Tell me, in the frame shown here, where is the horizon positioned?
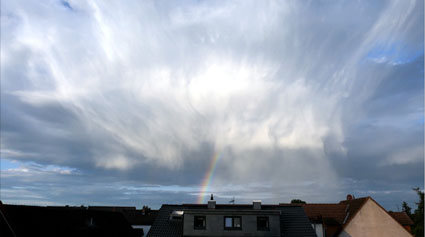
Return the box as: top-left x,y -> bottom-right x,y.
1,0 -> 424,212
0,194 -> 410,210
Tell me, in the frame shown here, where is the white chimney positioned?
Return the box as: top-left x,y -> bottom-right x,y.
253,200 -> 261,210
208,200 -> 216,209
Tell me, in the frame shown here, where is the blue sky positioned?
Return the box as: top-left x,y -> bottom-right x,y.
1,0 -> 423,210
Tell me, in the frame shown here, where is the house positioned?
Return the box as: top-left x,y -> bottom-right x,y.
147,200 -> 317,237
280,195 -> 414,237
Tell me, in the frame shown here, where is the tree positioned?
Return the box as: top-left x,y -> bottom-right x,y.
412,187 -> 424,237
402,201 -> 412,218
142,205 -> 151,215
291,199 -> 306,204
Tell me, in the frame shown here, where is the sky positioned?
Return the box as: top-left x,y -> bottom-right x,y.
1,0 -> 423,210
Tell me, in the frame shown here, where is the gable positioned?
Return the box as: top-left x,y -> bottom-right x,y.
340,199 -> 412,237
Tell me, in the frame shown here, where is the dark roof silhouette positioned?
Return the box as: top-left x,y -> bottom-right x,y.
0,201 -> 16,237
147,204 -> 316,237
88,206 -> 158,225
1,204 -> 140,237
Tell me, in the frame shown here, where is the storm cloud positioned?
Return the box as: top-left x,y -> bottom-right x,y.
1,0 -> 423,209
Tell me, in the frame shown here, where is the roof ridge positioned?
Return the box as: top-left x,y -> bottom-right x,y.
301,203 -> 346,205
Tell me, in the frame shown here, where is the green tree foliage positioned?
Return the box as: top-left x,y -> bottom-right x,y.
412,187 -> 424,237
402,201 -> 412,218
290,199 -> 306,204
142,205 -> 151,215
404,187 -> 424,237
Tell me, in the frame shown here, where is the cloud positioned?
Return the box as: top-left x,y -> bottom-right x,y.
1,0 -> 423,209
382,146 -> 424,166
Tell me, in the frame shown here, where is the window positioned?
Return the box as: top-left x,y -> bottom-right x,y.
224,216 -> 242,230
257,216 -> 269,231
194,216 -> 206,229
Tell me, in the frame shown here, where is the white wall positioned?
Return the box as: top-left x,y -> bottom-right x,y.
312,223 -> 324,237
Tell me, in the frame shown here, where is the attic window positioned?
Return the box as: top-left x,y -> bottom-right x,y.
194,216 -> 206,229
257,216 -> 269,231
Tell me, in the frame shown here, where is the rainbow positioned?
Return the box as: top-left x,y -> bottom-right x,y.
197,152 -> 221,204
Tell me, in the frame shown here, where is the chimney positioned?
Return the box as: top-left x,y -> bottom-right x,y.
208,200 -> 216,209
346,194 -> 353,200
253,200 -> 261,210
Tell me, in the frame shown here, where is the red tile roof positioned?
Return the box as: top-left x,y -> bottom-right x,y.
280,196 -> 414,236
300,203 -> 347,224
339,197 -> 369,225
388,211 -> 414,226
281,197 -> 369,225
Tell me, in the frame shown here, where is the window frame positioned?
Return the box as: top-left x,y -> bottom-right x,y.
194,216 -> 206,230
257,216 -> 270,231
224,216 -> 242,230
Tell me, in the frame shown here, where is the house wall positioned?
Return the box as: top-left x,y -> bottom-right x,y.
339,199 -> 412,237
183,213 -> 280,237
312,223 -> 324,237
